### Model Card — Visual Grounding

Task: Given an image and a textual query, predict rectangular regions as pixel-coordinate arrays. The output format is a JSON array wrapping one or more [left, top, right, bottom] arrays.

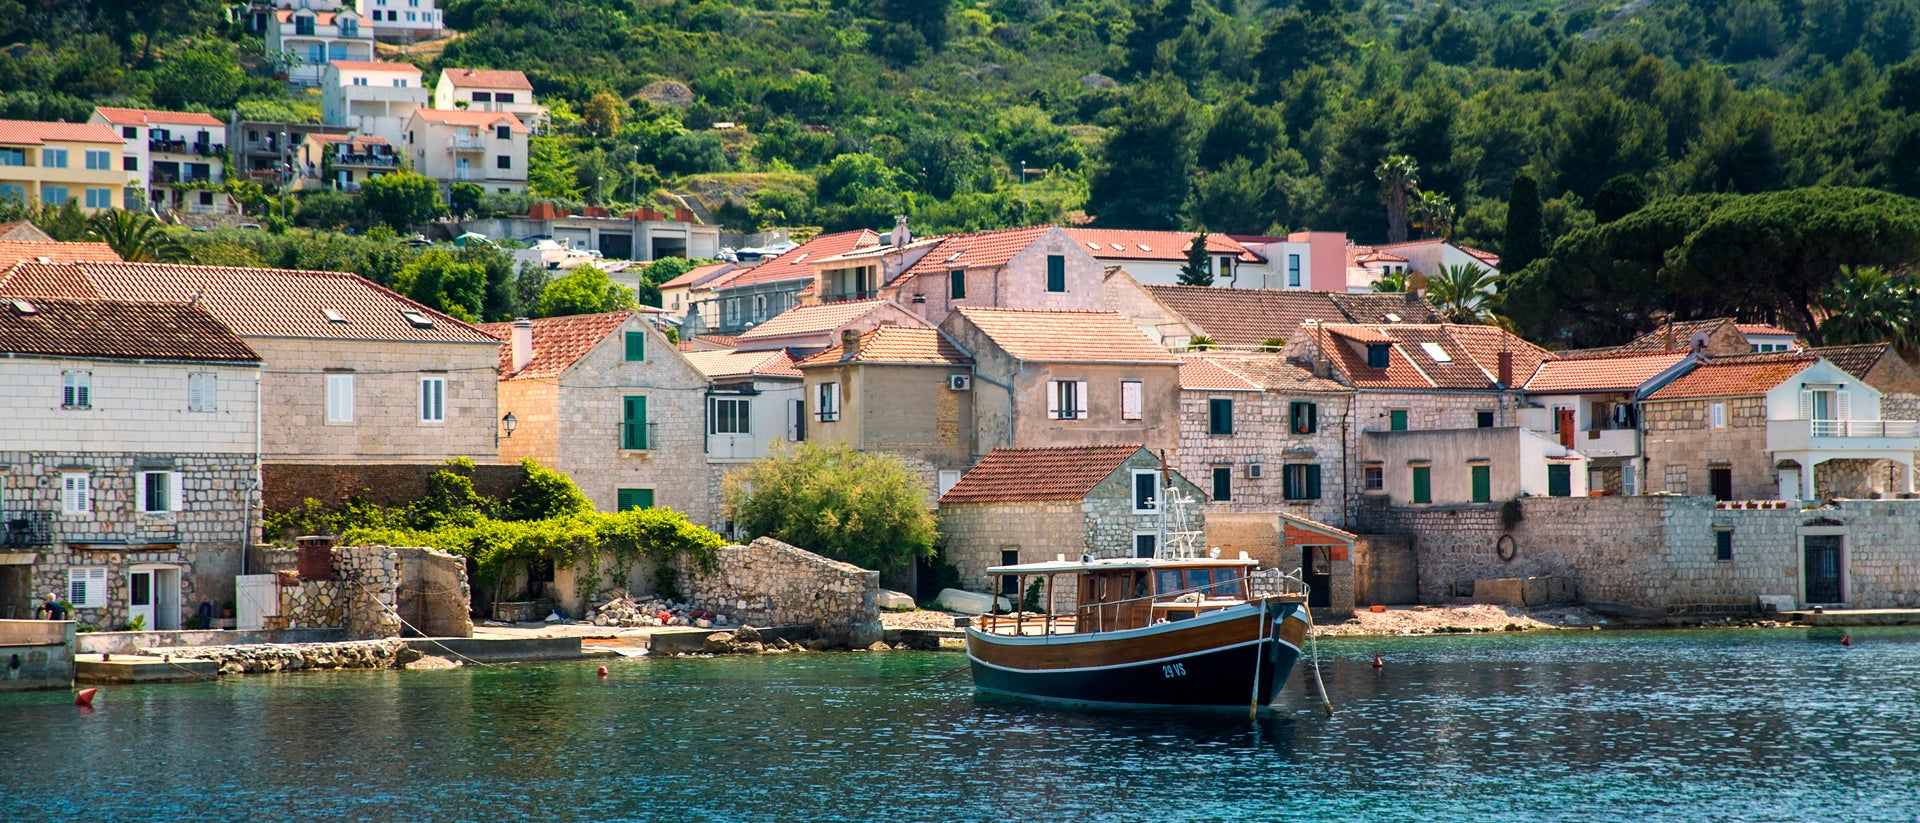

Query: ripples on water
[[3, 628, 1917, 822]]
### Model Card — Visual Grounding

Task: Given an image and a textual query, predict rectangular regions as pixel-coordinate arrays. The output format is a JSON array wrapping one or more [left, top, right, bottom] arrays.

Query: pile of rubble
[[585, 590, 736, 629]]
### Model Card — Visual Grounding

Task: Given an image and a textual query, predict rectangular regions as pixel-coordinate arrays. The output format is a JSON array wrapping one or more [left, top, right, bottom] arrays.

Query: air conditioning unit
[[948, 374, 972, 391], [1247, 461, 1264, 479]]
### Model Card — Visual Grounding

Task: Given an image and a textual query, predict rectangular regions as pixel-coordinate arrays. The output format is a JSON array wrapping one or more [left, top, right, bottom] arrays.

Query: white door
[[236, 574, 281, 631], [1779, 467, 1802, 501], [128, 568, 155, 630]]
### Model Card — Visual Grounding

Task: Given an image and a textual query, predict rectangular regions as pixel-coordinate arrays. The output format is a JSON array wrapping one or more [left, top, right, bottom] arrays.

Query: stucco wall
[[253, 337, 500, 464], [804, 362, 974, 478]]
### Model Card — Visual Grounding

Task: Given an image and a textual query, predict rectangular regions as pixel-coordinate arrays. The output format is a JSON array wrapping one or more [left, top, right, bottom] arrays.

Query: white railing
[[1810, 419, 1920, 438]]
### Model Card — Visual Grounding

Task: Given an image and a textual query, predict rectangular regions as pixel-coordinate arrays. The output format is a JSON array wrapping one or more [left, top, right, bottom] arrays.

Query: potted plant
[[221, 600, 236, 619]]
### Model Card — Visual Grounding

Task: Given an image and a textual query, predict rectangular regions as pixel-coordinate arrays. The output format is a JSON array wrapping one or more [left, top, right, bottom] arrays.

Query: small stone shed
[[936, 444, 1204, 604]]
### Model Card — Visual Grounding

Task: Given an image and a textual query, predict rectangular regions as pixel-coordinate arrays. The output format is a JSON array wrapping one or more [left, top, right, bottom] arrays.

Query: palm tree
[[1371, 269, 1410, 293], [1818, 265, 1918, 356], [89, 210, 188, 263], [1375, 154, 1419, 244], [1424, 263, 1501, 324], [1412, 190, 1454, 239]]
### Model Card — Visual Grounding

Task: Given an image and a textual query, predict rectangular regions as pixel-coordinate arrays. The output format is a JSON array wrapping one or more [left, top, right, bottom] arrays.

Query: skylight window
[[399, 308, 434, 329], [1109, 243, 1124, 251], [1085, 242, 1100, 250], [1420, 342, 1452, 363], [322, 309, 346, 323], [945, 249, 967, 263], [1138, 244, 1152, 252], [1384, 313, 1402, 322], [11, 299, 34, 314]]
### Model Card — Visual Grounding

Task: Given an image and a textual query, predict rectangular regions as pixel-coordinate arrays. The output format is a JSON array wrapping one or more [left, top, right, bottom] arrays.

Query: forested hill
[[4, 1, 1920, 251]]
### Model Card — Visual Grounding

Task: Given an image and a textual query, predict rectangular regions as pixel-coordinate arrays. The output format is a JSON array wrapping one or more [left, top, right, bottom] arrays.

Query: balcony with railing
[[822, 289, 877, 303], [0, 511, 53, 550], [449, 134, 485, 151], [1768, 418, 1920, 453], [333, 151, 398, 168]]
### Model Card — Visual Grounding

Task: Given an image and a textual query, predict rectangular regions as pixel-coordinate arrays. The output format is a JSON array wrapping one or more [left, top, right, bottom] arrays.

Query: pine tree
[[1178, 232, 1214, 286]]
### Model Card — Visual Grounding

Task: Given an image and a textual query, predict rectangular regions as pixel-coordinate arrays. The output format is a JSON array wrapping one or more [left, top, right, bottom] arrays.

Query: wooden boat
[[966, 556, 1311, 710]]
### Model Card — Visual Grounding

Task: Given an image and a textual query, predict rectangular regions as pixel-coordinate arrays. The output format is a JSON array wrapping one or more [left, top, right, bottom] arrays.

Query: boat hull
[[967, 601, 1307, 709]]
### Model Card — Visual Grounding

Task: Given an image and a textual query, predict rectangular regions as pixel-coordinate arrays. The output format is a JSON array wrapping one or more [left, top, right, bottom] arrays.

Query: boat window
[[1156, 569, 1182, 596], [1165, 609, 1196, 622], [1132, 573, 1150, 599], [1185, 568, 1213, 595]]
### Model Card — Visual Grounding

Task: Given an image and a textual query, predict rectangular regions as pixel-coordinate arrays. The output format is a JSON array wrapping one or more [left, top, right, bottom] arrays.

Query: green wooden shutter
[[1547, 463, 1571, 497], [1210, 399, 1233, 435], [625, 331, 646, 361], [1046, 255, 1065, 292], [1305, 464, 1322, 499], [1471, 465, 1491, 503], [949, 269, 965, 299], [1389, 409, 1409, 431], [623, 395, 648, 449], [1412, 466, 1431, 504], [616, 488, 655, 511]]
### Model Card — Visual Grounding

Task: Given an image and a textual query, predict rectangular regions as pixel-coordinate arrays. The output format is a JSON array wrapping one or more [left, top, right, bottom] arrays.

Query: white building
[[320, 60, 427, 147], [88, 108, 233, 215], [403, 108, 528, 195], [357, 0, 444, 42], [433, 68, 548, 133], [266, 1, 376, 86]]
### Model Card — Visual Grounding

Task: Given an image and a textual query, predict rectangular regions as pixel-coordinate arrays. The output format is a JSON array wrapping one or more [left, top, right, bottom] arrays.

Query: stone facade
[[1359, 496, 1920, 613], [678, 537, 882, 648], [1641, 396, 1774, 499], [801, 361, 974, 497], [944, 317, 1182, 457], [278, 544, 403, 640], [1177, 387, 1350, 524], [254, 336, 501, 465], [262, 461, 528, 515]]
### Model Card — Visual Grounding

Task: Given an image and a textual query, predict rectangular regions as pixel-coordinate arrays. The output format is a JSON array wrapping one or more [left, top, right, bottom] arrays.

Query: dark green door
[[1804, 535, 1843, 603], [1547, 463, 1571, 497], [1471, 465, 1491, 503]]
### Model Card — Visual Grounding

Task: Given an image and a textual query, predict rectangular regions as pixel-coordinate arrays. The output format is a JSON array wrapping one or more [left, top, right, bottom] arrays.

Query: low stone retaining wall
[[79, 628, 343, 656], [163, 639, 415, 675], [278, 545, 404, 639], [679, 537, 882, 649], [0, 619, 74, 692]]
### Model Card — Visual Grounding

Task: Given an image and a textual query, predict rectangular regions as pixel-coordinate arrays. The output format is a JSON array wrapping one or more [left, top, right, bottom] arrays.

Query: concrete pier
[[1782, 608, 1920, 627], [75, 653, 218, 683]]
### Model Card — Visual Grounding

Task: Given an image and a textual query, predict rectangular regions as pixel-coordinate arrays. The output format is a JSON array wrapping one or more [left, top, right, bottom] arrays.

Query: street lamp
[[500, 412, 517, 438]]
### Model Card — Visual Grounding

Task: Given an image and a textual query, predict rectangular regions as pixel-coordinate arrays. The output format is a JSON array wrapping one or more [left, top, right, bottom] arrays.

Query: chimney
[[840, 327, 862, 359], [892, 214, 911, 247], [1497, 349, 1513, 387], [511, 318, 533, 372]]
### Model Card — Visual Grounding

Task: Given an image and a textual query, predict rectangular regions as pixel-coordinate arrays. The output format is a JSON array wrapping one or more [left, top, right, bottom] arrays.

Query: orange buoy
[[1369, 605, 1387, 614], [597, 665, 609, 678], [74, 687, 97, 707], [1841, 634, 1852, 647], [1371, 653, 1384, 670]]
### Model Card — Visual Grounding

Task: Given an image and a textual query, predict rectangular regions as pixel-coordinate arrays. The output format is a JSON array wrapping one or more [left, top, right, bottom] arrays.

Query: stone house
[[1518, 351, 1696, 495], [403, 108, 528, 195], [1359, 426, 1590, 506], [1606, 317, 1802, 356], [475, 311, 711, 523], [696, 230, 879, 336], [936, 444, 1205, 606], [795, 326, 975, 496], [657, 261, 737, 323], [0, 261, 504, 502], [1137, 284, 1442, 350], [1101, 267, 1203, 349], [1174, 353, 1353, 526], [0, 298, 261, 631], [849, 224, 1110, 327], [1061, 228, 1264, 288], [680, 347, 805, 538], [731, 297, 931, 356], [940, 307, 1182, 456], [1640, 355, 1917, 501]]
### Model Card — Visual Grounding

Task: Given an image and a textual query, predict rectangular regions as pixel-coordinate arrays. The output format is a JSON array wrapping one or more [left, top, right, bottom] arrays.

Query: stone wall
[[278, 544, 403, 639], [0, 619, 74, 692], [678, 537, 881, 648], [262, 461, 527, 516], [1176, 388, 1349, 525], [1641, 396, 1772, 499], [938, 501, 1084, 594], [392, 547, 473, 638], [1353, 535, 1417, 606], [251, 336, 500, 465]]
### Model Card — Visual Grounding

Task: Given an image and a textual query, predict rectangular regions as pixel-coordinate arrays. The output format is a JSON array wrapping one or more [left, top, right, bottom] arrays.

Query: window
[[188, 372, 216, 412], [1366, 344, 1390, 369], [307, 44, 324, 63], [710, 397, 751, 434], [496, 93, 516, 104], [496, 125, 512, 140], [473, 92, 493, 103], [1389, 409, 1409, 431], [1000, 549, 1021, 595], [353, 76, 369, 86], [938, 470, 962, 495], [69, 567, 107, 608], [949, 269, 965, 299], [1715, 529, 1734, 561], [0, 148, 22, 166], [328, 43, 347, 61], [816, 382, 840, 422], [1120, 380, 1142, 421], [139, 471, 183, 513], [394, 78, 408, 87], [1134, 534, 1157, 559], [122, 126, 138, 138], [1547, 463, 1572, 497], [123, 156, 138, 171], [622, 395, 649, 450], [1208, 398, 1234, 435], [1710, 402, 1726, 429], [84, 188, 112, 209], [0, 183, 21, 203], [84, 150, 111, 170], [326, 373, 354, 423], [1471, 464, 1491, 503], [1477, 410, 1496, 428], [617, 330, 649, 363], [339, 19, 358, 37], [1283, 464, 1322, 500], [1045, 254, 1066, 292], [1211, 467, 1232, 502], [1363, 465, 1384, 491], [492, 153, 511, 170], [41, 185, 68, 206], [616, 488, 654, 511], [1287, 253, 1301, 288], [1411, 466, 1432, 504], [62, 472, 92, 514], [790, 398, 806, 441], [62, 369, 90, 409], [1047, 380, 1087, 420], [420, 375, 446, 423], [1290, 401, 1317, 434], [43, 148, 67, 168], [1132, 470, 1159, 513]]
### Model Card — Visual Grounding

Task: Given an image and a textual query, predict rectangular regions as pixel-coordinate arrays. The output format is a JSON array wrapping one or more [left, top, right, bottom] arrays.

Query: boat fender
[[1841, 634, 1851, 647], [597, 665, 609, 678], [1372, 653, 1384, 670], [74, 687, 97, 708]]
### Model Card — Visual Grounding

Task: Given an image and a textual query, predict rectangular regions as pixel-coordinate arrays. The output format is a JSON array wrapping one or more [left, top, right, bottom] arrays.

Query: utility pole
[[630, 145, 640, 262], [1019, 160, 1027, 226]]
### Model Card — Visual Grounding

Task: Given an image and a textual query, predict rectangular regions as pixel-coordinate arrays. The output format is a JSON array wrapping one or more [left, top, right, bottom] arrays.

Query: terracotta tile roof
[[0, 262, 500, 344], [0, 241, 122, 269], [902, 225, 1054, 279], [721, 230, 879, 289], [0, 221, 51, 241], [1522, 352, 1690, 393], [1617, 318, 1803, 352], [1178, 356, 1261, 391], [326, 60, 422, 74], [1800, 344, 1890, 381], [1373, 238, 1501, 268], [1326, 324, 1396, 344], [659, 262, 736, 291], [953, 307, 1176, 364], [682, 348, 801, 380], [795, 326, 971, 368], [0, 297, 259, 363], [475, 311, 632, 379], [1347, 245, 1409, 266], [1143, 285, 1439, 349], [937, 444, 1146, 505], [0, 119, 123, 146], [1311, 323, 1553, 391], [1061, 229, 1261, 263], [693, 334, 740, 348], [1185, 352, 1349, 393], [92, 107, 226, 128], [412, 109, 528, 132], [1645, 357, 1818, 400], [735, 299, 918, 343], [1736, 323, 1797, 337], [442, 68, 535, 90]]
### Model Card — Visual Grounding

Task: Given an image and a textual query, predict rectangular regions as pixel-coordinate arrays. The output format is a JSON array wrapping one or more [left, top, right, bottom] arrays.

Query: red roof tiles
[[1143, 285, 1441, 349], [1178, 356, 1261, 391], [938, 444, 1146, 504], [412, 109, 528, 132], [682, 348, 802, 380], [1645, 357, 1818, 400], [325, 61, 422, 75], [0, 119, 123, 146], [475, 311, 633, 379], [92, 107, 226, 128], [952, 307, 1176, 364], [1310, 323, 1553, 391], [901, 225, 1054, 279], [795, 326, 972, 367], [722, 230, 879, 289], [0, 241, 122, 269], [1180, 353, 1349, 393], [1522, 352, 1690, 393], [0, 297, 259, 363], [442, 68, 534, 90], [1062, 229, 1261, 263], [735, 299, 924, 343], [659, 262, 736, 291]]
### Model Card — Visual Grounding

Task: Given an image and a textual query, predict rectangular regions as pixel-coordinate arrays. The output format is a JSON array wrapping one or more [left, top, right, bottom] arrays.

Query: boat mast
[[1157, 449, 1168, 559]]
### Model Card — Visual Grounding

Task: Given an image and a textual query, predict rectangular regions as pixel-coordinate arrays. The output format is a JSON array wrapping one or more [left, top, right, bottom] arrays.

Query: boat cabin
[[975, 557, 1292, 637]]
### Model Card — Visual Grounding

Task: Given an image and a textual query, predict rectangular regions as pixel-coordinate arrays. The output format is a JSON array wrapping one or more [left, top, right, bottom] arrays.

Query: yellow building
[[0, 120, 126, 212]]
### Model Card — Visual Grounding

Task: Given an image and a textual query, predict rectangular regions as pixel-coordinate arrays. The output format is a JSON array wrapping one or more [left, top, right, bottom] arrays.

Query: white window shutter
[[169, 471, 184, 512], [1075, 381, 1088, 418], [1799, 389, 1813, 420], [1046, 381, 1061, 419], [136, 472, 150, 512], [1121, 381, 1142, 421], [188, 373, 202, 410], [1836, 389, 1852, 421], [1711, 402, 1726, 429]]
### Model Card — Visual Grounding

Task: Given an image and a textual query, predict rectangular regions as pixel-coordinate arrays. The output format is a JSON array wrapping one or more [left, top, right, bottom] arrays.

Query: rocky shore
[[160, 639, 419, 674]]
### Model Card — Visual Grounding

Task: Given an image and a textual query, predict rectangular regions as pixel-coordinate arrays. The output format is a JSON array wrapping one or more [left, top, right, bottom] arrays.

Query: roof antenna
[[187, 288, 202, 308]]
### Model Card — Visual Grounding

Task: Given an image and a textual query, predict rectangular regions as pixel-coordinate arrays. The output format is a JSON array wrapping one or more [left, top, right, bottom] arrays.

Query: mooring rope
[[349, 579, 498, 668], [1303, 603, 1334, 717]]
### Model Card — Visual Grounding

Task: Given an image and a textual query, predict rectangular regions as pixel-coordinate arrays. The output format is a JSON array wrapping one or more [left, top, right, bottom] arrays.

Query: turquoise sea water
[[3, 627, 1918, 822]]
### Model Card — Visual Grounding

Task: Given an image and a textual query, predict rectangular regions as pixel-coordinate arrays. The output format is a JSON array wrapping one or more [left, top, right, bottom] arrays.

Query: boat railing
[[974, 568, 1309, 636]]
